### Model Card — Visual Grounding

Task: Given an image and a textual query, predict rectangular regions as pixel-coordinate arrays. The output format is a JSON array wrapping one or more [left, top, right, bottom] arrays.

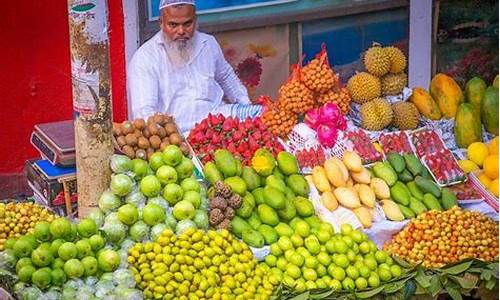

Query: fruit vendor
[[128, 0, 262, 133]]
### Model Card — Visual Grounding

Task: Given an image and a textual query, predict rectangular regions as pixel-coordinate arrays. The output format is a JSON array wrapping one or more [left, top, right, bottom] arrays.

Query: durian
[[392, 101, 420, 130], [385, 46, 407, 73], [347, 72, 382, 104], [382, 73, 407, 96], [360, 98, 393, 131], [364, 43, 391, 77]]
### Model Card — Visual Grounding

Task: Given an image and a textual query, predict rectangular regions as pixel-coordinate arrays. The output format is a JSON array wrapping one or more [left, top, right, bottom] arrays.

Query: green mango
[[203, 162, 223, 185], [274, 222, 294, 237], [242, 166, 261, 191], [284, 187, 296, 201], [230, 216, 252, 238], [242, 229, 265, 248], [263, 186, 286, 210], [415, 176, 441, 198], [246, 212, 262, 230], [277, 198, 297, 221], [236, 193, 255, 218], [257, 204, 279, 226], [390, 181, 411, 206], [257, 224, 278, 245], [398, 204, 416, 219], [276, 151, 299, 175], [387, 153, 406, 173], [294, 197, 315, 217], [304, 236, 321, 255], [373, 162, 398, 186], [409, 197, 427, 215], [286, 174, 310, 197], [235, 160, 243, 177], [398, 170, 414, 183], [455, 103, 483, 148], [265, 175, 287, 193], [441, 188, 458, 210], [465, 76, 487, 118], [273, 168, 286, 181], [423, 194, 443, 211], [304, 216, 322, 230], [224, 176, 247, 196], [214, 149, 237, 178], [481, 86, 499, 135], [252, 188, 265, 205], [407, 181, 424, 200], [403, 153, 424, 177]]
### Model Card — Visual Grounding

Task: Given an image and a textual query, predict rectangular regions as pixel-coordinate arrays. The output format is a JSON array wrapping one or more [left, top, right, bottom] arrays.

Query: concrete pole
[[67, 0, 114, 217], [409, 0, 433, 88]]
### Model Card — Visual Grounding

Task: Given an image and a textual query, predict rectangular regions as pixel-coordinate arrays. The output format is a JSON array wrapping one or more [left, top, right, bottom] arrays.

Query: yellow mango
[[342, 151, 363, 172], [324, 159, 346, 187], [353, 206, 373, 228], [380, 199, 405, 221], [430, 73, 464, 118], [350, 167, 371, 184], [334, 187, 361, 209], [312, 166, 332, 192], [355, 184, 376, 208], [409, 87, 442, 120], [330, 158, 349, 181], [370, 178, 391, 199], [320, 191, 339, 211]]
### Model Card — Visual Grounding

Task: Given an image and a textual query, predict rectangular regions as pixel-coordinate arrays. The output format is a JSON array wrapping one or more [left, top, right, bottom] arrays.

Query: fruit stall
[[1, 34, 499, 300]]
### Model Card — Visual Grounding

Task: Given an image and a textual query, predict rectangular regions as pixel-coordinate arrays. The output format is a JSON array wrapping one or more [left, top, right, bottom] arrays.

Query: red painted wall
[[0, 1, 127, 194]]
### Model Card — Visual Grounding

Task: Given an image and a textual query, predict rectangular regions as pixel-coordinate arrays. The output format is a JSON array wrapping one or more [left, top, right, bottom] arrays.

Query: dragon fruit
[[317, 125, 339, 148]]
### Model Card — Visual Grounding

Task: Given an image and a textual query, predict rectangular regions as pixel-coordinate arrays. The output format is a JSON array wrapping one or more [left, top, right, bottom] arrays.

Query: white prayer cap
[[159, 0, 195, 10]]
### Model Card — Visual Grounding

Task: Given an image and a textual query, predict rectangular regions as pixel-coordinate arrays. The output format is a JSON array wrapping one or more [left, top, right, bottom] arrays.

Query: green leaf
[[290, 291, 310, 300], [384, 280, 407, 294], [480, 270, 492, 281], [428, 276, 442, 297], [403, 280, 417, 300], [450, 274, 478, 290], [445, 285, 463, 300], [442, 260, 474, 275], [414, 269, 432, 288], [485, 278, 498, 290], [310, 290, 334, 299], [355, 286, 384, 298], [488, 262, 499, 279], [392, 255, 413, 269]]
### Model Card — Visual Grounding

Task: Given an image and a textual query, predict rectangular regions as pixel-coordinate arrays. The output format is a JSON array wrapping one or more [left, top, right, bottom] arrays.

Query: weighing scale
[[30, 120, 76, 167]]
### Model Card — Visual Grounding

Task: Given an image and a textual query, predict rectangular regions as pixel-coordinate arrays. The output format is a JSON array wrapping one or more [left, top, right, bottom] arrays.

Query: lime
[[316, 230, 331, 244], [276, 257, 288, 271], [305, 256, 318, 269], [296, 247, 311, 258], [379, 263, 390, 270], [322, 275, 332, 282], [277, 236, 294, 251], [316, 278, 327, 289], [374, 251, 388, 264], [334, 254, 349, 269], [390, 265, 402, 278], [368, 241, 378, 253], [334, 240, 348, 254], [342, 277, 356, 290], [265, 255, 277, 267], [305, 280, 317, 290], [325, 239, 336, 254], [329, 279, 342, 290], [347, 250, 357, 262], [285, 264, 301, 279], [284, 249, 295, 261], [289, 253, 305, 267], [355, 277, 368, 290], [317, 252, 331, 266], [351, 242, 359, 254], [316, 264, 327, 277], [350, 230, 363, 243], [330, 266, 346, 281], [295, 220, 311, 238], [303, 268, 317, 281], [270, 243, 283, 256], [359, 242, 371, 254], [364, 257, 378, 271], [341, 236, 354, 248], [346, 265, 359, 280], [378, 268, 392, 282], [283, 274, 296, 287], [319, 222, 334, 235], [271, 267, 283, 277], [340, 224, 353, 236], [359, 265, 371, 279], [386, 256, 394, 266], [290, 234, 304, 248], [368, 274, 380, 287], [295, 279, 307, 293]]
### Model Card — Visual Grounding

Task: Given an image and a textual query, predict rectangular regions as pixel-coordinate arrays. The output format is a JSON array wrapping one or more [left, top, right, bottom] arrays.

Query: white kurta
[[127, 31, 251, 132]]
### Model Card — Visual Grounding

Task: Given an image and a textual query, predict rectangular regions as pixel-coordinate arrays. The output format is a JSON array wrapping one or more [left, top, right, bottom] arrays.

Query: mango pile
[[265, 222, 404, 292], [374, 152, 458, 221], [384, 206, 499, 268], [204, 148, 312, 248], [127, 228, 277, 300], [0, 202, 55, 251]]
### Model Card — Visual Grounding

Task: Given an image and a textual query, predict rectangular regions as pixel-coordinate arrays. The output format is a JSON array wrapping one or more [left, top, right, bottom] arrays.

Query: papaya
[[409, 87, 442, 120], [430, 73, 464, 118], [481, 86, 499, 135], [454, 103, 482, 148], [493, 75, 499, 88], [465, 77, 487, 118]]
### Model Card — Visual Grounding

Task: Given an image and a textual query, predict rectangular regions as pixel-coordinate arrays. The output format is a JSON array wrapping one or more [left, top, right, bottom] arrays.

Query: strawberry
[[222, 117, 235, 132], [227, 143, 237, 153]]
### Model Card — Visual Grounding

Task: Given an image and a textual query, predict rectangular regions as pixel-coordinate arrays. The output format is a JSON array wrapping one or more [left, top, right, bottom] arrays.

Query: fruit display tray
[[345, 129, 384, 164], [410, 127, 446, 158], [420, 149, 466, 187], [469, 171, 499, 212], [378, 131, 413, 155], [447, 179, 484, 203]]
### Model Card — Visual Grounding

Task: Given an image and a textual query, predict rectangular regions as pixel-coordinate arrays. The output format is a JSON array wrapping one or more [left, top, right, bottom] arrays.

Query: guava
[[140, 175, 162, 197], [49, 218, 72, 240], [97, 249, 120, 272], [117, 204, 139, 225], [110, 174, 134, 196], [64, 259, 84, 279], [77, 218, 98, 238]]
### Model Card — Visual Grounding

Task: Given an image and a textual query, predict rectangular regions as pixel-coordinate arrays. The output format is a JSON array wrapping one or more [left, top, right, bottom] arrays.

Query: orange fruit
[[489, 179, 499, 197], [488, 137, 499, 155], [483, 155, 499, 180]]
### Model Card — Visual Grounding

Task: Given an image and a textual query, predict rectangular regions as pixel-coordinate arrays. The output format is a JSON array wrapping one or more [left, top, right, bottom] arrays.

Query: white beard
[[165, 35, 194, 67]]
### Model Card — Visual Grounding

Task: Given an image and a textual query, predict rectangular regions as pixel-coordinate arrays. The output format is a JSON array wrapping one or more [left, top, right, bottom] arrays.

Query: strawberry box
[[345, 130, 383, 164], [295, 146, 326, 173], [410, 128, 445, 158], [421, 149, 466, 186], [378, 131, 413, 155]]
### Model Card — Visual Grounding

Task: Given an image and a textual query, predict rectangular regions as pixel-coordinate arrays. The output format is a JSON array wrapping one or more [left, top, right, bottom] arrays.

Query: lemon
[[483, 155, 499, 180], [489, 179, 499, 197], [489, 136, 499, 155], [458, 159, 479, 173], [467, 142, 489, 167], [478, 172, 492, 187]]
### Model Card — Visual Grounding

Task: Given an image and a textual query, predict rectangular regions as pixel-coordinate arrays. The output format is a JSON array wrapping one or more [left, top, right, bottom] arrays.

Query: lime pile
[[128, 228, 277, 300], [264, 221, 403, 292]]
